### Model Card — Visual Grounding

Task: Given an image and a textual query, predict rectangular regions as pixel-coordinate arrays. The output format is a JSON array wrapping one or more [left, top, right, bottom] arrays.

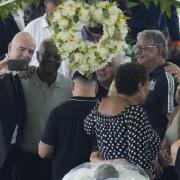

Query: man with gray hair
[[134, 29, 176, 140], [96, 53, 128, 98], [39, 71, 99, 180]]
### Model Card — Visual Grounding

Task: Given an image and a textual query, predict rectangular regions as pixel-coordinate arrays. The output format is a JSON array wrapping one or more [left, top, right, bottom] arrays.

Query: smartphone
[[7, 59, 29, 71]]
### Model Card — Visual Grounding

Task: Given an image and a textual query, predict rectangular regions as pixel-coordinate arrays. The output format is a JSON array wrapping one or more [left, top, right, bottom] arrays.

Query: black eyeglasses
[[133, 44, 157, 53]]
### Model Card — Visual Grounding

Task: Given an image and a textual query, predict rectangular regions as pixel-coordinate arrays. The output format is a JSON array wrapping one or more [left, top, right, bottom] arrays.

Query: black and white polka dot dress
[[84, 104, 160, 170]]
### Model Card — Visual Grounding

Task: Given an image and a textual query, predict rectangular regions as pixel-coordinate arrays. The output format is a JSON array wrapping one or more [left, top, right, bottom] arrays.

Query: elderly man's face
[[135, 37, 158, 68], [38, 42, 61, 75], [8, 37, 35, 62], [96, 62, 116, 88], [45, 2, 57, 24]]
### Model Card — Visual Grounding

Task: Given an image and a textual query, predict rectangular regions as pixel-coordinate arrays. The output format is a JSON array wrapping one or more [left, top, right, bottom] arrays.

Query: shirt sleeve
[[84, 103, 99, 136], [159, 71, 175, 114], [41, 108, 59, 146], [127, 106, 161, 170]]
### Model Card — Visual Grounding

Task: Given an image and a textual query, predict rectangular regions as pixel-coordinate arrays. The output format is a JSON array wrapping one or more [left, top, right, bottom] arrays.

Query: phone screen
[[7, 60, 29, 71]]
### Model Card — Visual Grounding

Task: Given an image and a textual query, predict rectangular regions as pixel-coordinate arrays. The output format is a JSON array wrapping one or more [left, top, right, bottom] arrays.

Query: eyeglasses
[[133, 44, 157, 53]]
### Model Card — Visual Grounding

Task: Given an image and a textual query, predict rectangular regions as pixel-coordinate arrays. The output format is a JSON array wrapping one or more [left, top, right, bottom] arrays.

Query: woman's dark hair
[[115, 63, 147, 96]]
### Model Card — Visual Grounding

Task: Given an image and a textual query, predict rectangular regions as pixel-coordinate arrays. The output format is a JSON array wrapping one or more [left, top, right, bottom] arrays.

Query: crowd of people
[[0, 0, 180, 180]]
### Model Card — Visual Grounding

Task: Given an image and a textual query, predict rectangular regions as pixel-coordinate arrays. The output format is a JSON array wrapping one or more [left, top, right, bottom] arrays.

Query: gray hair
[[137, 30, 168, 58]]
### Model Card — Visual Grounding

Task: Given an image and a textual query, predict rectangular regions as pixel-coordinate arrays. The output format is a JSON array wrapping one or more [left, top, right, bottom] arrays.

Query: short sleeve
[[127, 106, 161, 170], [84, 103, 99, 136], [41, 108, 59, 146]]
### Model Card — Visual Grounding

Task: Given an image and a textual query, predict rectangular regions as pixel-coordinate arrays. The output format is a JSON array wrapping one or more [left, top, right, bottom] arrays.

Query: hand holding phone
[[0, 58, 9, 75], [7, 59, 29, 71]]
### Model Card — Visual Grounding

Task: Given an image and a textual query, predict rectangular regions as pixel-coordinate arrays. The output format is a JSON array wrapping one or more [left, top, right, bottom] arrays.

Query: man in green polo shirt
[[16, 39, 72, 180]]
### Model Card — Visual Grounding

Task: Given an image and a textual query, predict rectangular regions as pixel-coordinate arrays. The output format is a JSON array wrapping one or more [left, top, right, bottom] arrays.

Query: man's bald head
[[8, 32, 36, 62]]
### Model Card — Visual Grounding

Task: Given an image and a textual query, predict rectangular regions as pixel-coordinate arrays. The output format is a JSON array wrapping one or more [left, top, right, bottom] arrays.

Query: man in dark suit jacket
[[0, 32, 36, 180], [0, 14, 20, 56]]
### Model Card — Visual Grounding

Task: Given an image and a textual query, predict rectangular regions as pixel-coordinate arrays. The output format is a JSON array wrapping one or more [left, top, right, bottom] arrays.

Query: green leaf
[[103, 9, 110, 18], [101, 38, 109, 46], [127, 2, 140, 8], [113, 28, 122, 41], [95, 51, 100, 59], [73, 15, 79, 23], [139, 0, 150, 9], [69, 53, 75, 63]]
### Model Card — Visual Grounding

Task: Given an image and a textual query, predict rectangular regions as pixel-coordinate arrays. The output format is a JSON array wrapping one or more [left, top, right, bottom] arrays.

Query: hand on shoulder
[[165, 62, 180, 83], [19, 65, 37, 79]]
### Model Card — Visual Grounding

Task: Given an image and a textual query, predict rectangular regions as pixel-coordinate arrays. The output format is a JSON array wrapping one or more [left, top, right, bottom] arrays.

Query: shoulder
[[58, 73, 72, 86], [50, 102, 67, 117], [24, 16, 44, 31], [127, 105, 146, 113], [157, 67, 175, 83], [20, 73, 36, 87], [126, 105, 147, 119]]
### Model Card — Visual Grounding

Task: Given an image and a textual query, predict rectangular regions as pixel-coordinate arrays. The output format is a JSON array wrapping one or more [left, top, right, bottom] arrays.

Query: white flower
[[74, 53, 83, 63], [60, 18, 69, 28], [51, 0, 128, 77], [79, 7, 91, 23]]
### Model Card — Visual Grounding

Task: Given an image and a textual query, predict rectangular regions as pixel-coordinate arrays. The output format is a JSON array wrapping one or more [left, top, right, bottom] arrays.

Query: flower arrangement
[[51, 0, 128, 76]]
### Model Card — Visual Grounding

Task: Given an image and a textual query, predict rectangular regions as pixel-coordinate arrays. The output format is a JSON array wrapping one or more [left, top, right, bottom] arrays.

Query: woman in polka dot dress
[[84, 63, 161, 177]]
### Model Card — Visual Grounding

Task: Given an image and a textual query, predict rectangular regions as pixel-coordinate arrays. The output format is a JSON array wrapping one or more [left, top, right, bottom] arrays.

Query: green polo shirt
[[21, 71, 72, 154]]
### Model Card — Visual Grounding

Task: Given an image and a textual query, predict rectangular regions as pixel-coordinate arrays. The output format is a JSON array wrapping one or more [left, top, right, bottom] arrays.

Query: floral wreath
[[51, 0, 128, 77]]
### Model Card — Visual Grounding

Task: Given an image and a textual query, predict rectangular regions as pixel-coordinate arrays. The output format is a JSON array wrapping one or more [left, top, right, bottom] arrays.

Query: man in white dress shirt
[[24, 0, 70, 77]]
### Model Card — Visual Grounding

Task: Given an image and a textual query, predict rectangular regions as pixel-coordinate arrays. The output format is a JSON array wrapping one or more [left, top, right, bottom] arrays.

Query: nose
[[22, 49, 32, 60], [134, 47, 141, 56]]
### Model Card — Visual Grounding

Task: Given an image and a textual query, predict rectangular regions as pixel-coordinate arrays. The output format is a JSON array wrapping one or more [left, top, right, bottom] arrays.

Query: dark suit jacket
[[0, 57, 26, 168]]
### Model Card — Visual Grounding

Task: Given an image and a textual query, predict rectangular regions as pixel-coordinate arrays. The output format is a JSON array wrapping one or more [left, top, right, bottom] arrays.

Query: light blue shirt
[[21, 71, 72, 153]]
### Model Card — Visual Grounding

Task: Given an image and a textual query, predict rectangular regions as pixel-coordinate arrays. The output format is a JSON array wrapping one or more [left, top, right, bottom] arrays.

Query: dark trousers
[[0, 145, 17, 180], [16, 150, 52, 180]]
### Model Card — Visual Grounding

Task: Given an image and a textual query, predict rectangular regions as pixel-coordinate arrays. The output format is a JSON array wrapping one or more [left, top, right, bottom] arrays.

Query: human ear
[[138, 83, 145, 99], [7, 43, 12, 56]]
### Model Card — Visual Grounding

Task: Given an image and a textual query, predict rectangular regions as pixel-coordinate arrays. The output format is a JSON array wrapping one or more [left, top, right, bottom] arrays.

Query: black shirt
[[41, 96, 99, 180], [143, 65, 176, 140]]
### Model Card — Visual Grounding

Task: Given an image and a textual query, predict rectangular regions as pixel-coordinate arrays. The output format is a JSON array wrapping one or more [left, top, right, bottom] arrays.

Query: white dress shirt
[[24, 14, 70, 77]]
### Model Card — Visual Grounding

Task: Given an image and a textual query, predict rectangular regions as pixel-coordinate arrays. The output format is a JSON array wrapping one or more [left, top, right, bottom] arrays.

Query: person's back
[[39, 71, 99, 180], [47, 96, 98, 179], [84, 63, 160, 174], [98, 96, 129, 116]]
